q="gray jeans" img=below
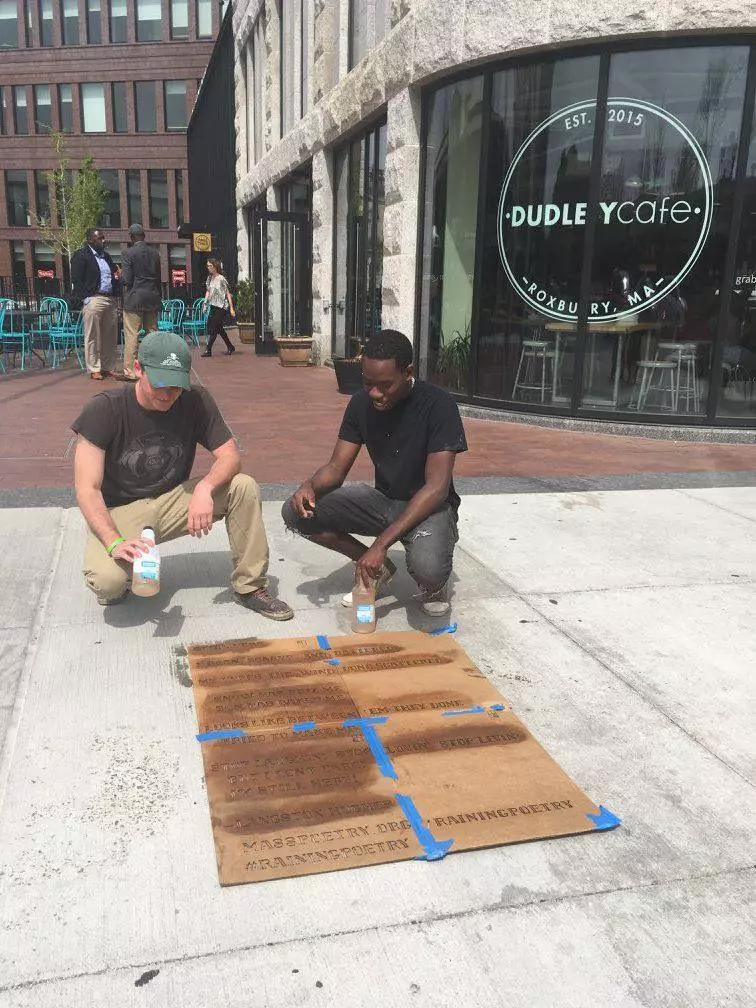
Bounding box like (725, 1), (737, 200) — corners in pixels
(281, 483), (458, 593)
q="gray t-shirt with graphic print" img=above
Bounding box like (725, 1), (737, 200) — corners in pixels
(72, 384), (232, 507)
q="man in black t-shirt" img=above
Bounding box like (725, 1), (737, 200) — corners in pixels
(282, 330), (467, 615)
(72, 330), (293, 619)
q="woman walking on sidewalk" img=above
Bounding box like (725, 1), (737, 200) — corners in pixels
(201, 258), (236, 357)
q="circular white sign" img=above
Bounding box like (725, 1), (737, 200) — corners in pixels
(497, 98), (714, 324)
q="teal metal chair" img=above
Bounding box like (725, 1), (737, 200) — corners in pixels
(181, 298), (209, 346)
(158, 299), (185, 332)
(31, 297), (68, 363)
(0, 303), (30, 370)
(48, 312), (85, 369)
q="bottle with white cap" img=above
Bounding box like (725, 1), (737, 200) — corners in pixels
(131, 526), (161, 597)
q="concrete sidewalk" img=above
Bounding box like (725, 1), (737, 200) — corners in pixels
(0, 485), (754, 1007)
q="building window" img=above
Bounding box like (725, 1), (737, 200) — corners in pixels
(81, 83), (106, 132)
(175, 169), (184, 224)
(0, 87), (6, 135)
(332, 124), (385, 356)
(169, 243), (187, 286)
(136, 0), (162, 41)
(134, 81), (157, 132)
(34, 85), (52, 133)
(39, 0), (53, 44)
(109, 0), (126, 42)
(61, 0), (79, 44)
(11, 240), (27, 279)
(99, 169), (120, 227)
(13, 87), (28, 135)
(170, 0), (188, 39)
(281, 0), (303, 134)
(33, 241), (56, 279)
(104, 242), (123, 266)
(24, 0), (33, 46)
(164, 80), (187, 130)
(111, 82), (127, 132)
(58, 84), (74, 132)
(126, 169), (142, 223)
(87, 0), (101, 42)
(148, 169), (168, 228)
(34, 170), (50, 222)
(196, 0), (211, 37)
(348, 0), (367, 69)
(6, 170), (30, 226)
(0, 0), (18, 48)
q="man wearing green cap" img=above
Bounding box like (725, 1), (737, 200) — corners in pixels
(72, 330), (293, 619)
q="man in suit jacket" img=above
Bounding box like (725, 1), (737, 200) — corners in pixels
(121, 223), (162, 381)
(70, 227), (121, 381)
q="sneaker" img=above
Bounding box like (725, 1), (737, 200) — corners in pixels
(236, 588), (294, 621)
(421, 584), (451, 616)
(341, 557), (397, 608)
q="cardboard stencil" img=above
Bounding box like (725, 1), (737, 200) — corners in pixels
(188, 631), (617, 885)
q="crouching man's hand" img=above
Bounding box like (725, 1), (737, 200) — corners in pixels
(356, 541), (387, 588)
(188, 484), (215, 536)
(290, 481), (317, 519)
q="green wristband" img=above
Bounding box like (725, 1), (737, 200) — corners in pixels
(106, 537), (125, 555)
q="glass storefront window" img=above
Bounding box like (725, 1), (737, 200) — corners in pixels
(419, 75), (484, 394)
(332, 122), (386, 358)
(719, 99), (756, 419)
(420, 39), (756, 427)
(475, 56), (600, 405)
(583, 46), (748, 417)
(12, 240), (27, 279)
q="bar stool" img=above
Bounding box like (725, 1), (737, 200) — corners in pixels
(632, 360), (678, 412)
(512, 339), (555, 403)
(655, 341), (700, 413)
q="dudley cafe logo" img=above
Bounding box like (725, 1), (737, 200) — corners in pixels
(497, 98), (714, 324)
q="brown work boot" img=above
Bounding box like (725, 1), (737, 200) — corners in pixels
(235, 588), (294, 621)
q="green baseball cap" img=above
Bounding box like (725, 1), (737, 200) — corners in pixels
(138, 330), (192, 389)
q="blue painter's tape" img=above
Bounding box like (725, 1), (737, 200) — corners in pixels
(394, 792), (453, 861)
(441, 705), (486, 717)
(317, 634), (331, 650)
(343, 717), (397, 780)
(327, 658), (341, 666)
(490, 703), (507, 711)
(586, 805), (622, 831)
(196, 729), (246, 741)
(293, 721), (317, 733)
(428, 623), (458, 636)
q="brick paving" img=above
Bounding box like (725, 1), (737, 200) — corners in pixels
(1, 347), (755, 491)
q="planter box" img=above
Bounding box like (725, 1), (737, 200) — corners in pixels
(237, 321), (255, 344)
(333, 356), (363, 394)
(275, 337), (313, 367)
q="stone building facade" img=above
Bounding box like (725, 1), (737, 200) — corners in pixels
(233, 0), (756, 427)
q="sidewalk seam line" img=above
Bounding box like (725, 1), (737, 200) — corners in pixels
(0, 507), (68, 811)
(2, 862), (753, 994)
(676, 487), (756, 524)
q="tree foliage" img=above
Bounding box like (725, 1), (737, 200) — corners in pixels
(35, 132), (108, 269)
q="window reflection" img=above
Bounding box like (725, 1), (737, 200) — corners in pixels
(584, 47), (748, 416)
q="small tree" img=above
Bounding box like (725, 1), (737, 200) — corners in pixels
(35, 131), (108, 275)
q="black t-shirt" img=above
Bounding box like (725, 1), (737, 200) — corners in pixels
(72, 384), (232, 507)
(338, 381), (468, 513)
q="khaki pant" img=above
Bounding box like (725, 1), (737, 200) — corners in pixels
(83, 295), (118, 374)
(83, 474), (269, 602)
(123, 309), (159, 374)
